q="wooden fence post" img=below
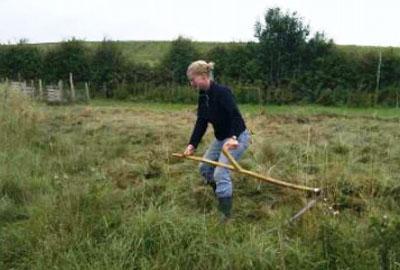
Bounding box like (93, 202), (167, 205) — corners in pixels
(38, 79), (43, 100)
(69, 73), (76, 103)
(58, 80), (64, 102)
(103, 83), (107, 98)
(85, 82), (90, 102)
(3, 78), (9, 109)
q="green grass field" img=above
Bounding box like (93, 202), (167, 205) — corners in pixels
(1, 84), (400, 269)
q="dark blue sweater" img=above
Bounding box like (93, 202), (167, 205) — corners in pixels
(189, 81), (246, 148)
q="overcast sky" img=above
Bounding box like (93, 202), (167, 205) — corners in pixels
(0, 0), (399, 46)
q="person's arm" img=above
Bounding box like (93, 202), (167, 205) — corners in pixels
(188, 116), (208, 149)
(186, 93), (208, 153)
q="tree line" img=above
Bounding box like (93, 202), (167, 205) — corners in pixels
(1, 7), (399, 106)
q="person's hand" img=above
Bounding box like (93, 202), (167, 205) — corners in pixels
(223, 137), (239, 151)
(183, 144), (195, 156)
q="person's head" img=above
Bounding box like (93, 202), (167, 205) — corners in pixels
(187, 60), (214, 90)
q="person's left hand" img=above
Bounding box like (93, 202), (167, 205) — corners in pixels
(223, 137), (239, 151)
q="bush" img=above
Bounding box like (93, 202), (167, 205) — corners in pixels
(161, 36), (200, 84)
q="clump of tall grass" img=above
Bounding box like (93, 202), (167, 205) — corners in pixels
(0, 85), (42, 141)
(0, 85), (45, 217)
(0, 85), (48, 267)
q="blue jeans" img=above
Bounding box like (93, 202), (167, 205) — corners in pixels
(199, 130), (251, 198)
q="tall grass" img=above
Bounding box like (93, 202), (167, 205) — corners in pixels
(1, 84), (400, 269)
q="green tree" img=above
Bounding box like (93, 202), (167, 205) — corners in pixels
(255, 7), (310, 87)
(43, 38), (90, 83)
(161, 36), (200, 84)
(380, 48), (400, 89)
(91, 39), (127, 97)
(0, 44), (6, 78)
(0, 40), (43, 80)
(207, 42), (261, 84)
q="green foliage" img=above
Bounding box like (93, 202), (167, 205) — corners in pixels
(0, 40), (43, 80)
(207, 42), (261, 84)
(255, 7), (311, 87)
(106, 40), (220, 66)
(91, 39), (127, 97)
(161, 36), (200, 84)
(379, 48), (400, 89)
(42, 38), (91, 83)
(368, 215), (400, 269)
(1, 7), (400, 106)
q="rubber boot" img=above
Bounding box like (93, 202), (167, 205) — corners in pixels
(207, 181), (217, 193)
(218, 197), (232, 223)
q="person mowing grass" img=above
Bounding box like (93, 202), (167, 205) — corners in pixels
(183, 60), (251, 222)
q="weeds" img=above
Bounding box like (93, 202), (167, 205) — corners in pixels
(1, 84), (400, 269)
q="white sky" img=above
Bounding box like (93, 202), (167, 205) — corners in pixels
(0, 0), (399, 46)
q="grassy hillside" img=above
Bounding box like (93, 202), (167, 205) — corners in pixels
(338, 44), (400, 58)
(1, 84), (400, 268)
(33, 40), (233, 66)
(30, 40), (400, 66)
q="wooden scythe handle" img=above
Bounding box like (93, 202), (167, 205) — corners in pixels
(172, 153), (321, 194)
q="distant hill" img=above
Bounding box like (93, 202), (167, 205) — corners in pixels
(32, 40), (237, 66)
(27, 40), (400, 66)
(338, 44), (400, 57)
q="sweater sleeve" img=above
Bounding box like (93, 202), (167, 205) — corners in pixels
(188, 93), (208, 148)
(189, 117), (208, 148)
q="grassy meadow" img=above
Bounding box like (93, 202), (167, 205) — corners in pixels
(2, 84), (400, 269)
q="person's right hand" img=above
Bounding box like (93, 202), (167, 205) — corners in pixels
(183, 144), (195, 156)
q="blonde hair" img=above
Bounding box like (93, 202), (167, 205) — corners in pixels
(187, 60), (215, 80)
